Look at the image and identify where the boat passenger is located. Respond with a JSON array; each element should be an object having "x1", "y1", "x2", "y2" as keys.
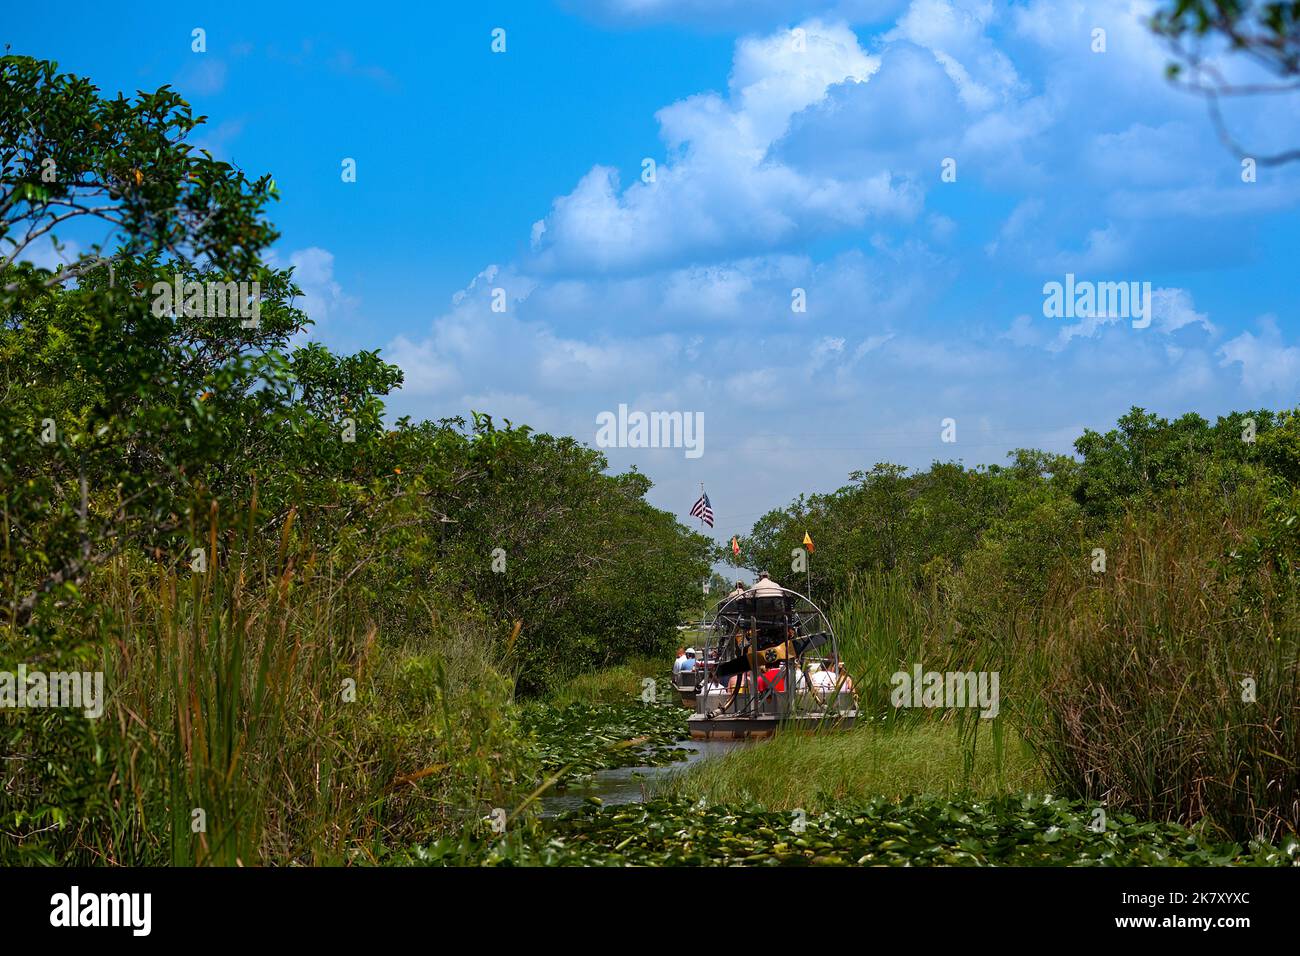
[
  {"x1": 758, "y1": 664, "x2": 807, "y2": 694},
  {"x1": 808, "y1": 661, "x2": 836, "y2": 692},
  {"x1": 808, "y1": 661, "x2": 839, "y2": 701},
  {"x1": 674, "y1": 647, "x2": 697, "y2": 676}
]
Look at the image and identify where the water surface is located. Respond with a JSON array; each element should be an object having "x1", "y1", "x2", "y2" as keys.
[{"x1": 538, "y1": 739, "x2": 744, "y2": 816}]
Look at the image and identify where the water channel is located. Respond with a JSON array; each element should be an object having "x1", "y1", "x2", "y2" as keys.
[{"x1": 538, "y1": 738, "x2": 746, "y2": 816}]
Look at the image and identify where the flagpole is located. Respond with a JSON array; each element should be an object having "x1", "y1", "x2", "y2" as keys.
[
  {"x1": 803, "y1": 531, "x2": 813, "y2": 603},
  {"x1": 696, "y1": 483, "x2": 704, "y2": 599},
  {"x1": 700, "y1": 483, "x2": 706, "y2": 599},
  {"x1": 697, "y1": 483, "x2": 709, "y2": 601}
]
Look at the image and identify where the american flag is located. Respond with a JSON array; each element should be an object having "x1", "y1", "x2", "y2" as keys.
[{"x1": 690, "y1": 491, "x2": 714, "y2": 528}]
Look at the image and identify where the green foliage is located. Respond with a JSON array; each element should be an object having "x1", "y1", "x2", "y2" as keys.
[
  {"x1": 736, "y1": 404, "x2": 1300, "y2": 844},
  {"x1": 735, "y1": 406, "x2": 1297, "y2": 611},
  {"x1": 416, "y1": 421, "x2": 712, "y2": 694},
  {"x1": 544, "y1": 654, "x2": 663, "y2": 707},
  {"x1": 735, "y1": 449, "x2": 1083, "y2": 604},
  {"x1": 1018, "y1": 484, "x2": 1300, "y2": 844},
  {"x1": 1071, "y1": 407, "x2": 1272, "y2": 521},
  {"x1": 0, "y1": 57, "x2": 710, "y2": 863},
  {"x1": 0, "y1": 537, "x2": 536, "y2": 865},
  {"x1": 519, "y1": 699, "x2": 689, "y2": 781},
  {"x1": 0, "y1": 55, "x2": 278, "y2": 284},
  {"x1": 652, "y1": 723, "x2": 1045, "y2": 809},
  {"x1": 403, "y1": 794, "x2": 1299, "y2": 867}
]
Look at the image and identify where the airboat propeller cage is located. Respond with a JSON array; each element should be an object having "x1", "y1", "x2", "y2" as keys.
[
  {"x1": 707, "y1": 576, "x2": 837, "y2": 680},
  {"x1": 688, "y1": 576, "x2": 855, "y2": 739}
]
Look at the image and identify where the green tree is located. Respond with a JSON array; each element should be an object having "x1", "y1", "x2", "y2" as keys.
[{"x1": 1153, "y1": 1, "x2": 1300, "y2": 164}]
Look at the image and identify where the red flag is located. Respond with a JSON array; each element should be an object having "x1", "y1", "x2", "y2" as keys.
[{"x1": 731, "y1": 536, "x2": 740, "y2": 556}]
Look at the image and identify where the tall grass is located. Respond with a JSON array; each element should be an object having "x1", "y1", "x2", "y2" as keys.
[
  {"x1": 1020, "y1": 490, "x2": 1300, "y2": 843},
  {"x1": 652, "y1": 723, "x2": 1044, "y2": 810},
  {"x1": 829, "y1": 571, "x2": 980, "y2": 719},
  {"x1": 824, "y1": 487, "x2": 1299, "y2": 843},
  {"x1": 0, "y1": 504, "x2": 533, "y2": 865},
  {"x1": 545, "y1": 654, "x2": 664, "y2": 708},
  {"x1": 827, "y1": 569, "x2": 1013, "y2": 785}
]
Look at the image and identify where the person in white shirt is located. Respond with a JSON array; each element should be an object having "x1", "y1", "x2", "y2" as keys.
[{"x1": 808, "y1": 661, "x2": 838, "y2": 698}]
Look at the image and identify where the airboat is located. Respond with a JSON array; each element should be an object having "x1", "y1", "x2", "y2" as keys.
[{"x1": 685, "y1": 574, "x2": 857, "y2": 739}]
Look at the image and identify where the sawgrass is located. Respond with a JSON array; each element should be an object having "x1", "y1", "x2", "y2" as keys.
[
  {"x1": 0, "y1": 507, "x2": 534, "y2": 866},
  {"x1": 1018, "y1": 490, "x2": 1300, "y2": 844},
  {"x1": 652, "y1": 721, "x2": 1045, "y2": 811},
  {"x1": 818, "y1": 486, "x2": 1300, "y2": 844}
]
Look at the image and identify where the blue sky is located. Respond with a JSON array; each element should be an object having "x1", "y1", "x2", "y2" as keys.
[{"x1": 9, "y1": 0, "x2": 1300, "y2": 541}]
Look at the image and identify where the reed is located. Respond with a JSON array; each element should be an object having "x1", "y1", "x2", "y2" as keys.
[
  {"x1": 0, "y1": 504, "x2": 532, "y2": 865},
  {"x1": 823, "y1": 486, "x2": 1299, "y2": 843},
  {"x1": 1019, "y1": 488, "x2": 1300, "y2": 843}
]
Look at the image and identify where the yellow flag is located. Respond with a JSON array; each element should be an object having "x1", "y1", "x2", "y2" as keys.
[{"x1": 803, "y1": 531, "x2": 814, "y2": 553}]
